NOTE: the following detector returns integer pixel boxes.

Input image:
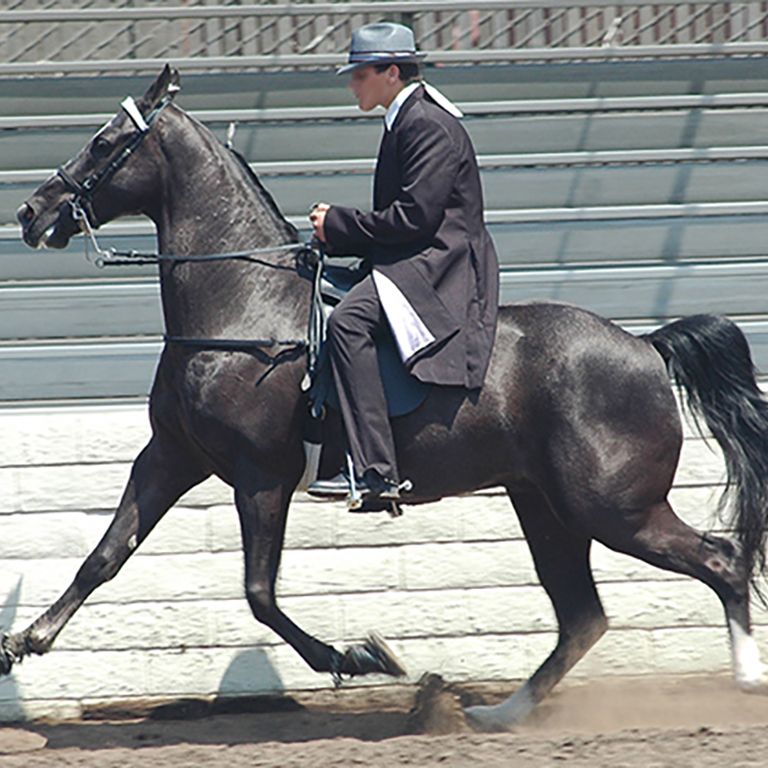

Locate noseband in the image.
[56,95,168,227]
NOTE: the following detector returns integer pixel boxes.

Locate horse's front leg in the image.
[0,434,209,674]
[235,483,405,681]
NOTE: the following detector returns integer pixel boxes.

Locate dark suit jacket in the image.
[324,86,499,388]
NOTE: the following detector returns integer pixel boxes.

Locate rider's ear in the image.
[141,64,182,110]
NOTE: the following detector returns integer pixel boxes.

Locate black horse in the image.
[9,67,768,731]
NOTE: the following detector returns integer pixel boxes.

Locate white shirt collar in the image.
[384,82,421,131]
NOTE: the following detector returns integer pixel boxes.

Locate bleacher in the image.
[2,3,768,401]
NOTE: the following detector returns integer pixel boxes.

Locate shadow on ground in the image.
[33,705,411,751]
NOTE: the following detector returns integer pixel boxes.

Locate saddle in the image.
[309,258,429,419]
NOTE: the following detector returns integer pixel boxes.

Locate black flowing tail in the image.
[647,314,768,588]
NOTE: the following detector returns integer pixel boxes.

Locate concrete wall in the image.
[1,400,766,721]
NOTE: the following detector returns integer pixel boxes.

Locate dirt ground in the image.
[2,674,768,767]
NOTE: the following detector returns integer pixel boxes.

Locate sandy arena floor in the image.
[2,674,768,767]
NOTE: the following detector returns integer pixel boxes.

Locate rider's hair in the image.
[374,61,421,84]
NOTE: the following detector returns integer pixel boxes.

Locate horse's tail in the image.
[646,314,768,587]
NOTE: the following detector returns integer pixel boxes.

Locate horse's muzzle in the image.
[17,198,77,249]
[16,202,34,228]
[16,202,42,247]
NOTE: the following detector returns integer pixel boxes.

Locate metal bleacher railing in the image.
[4,0,768,69]
[1,1,768,401]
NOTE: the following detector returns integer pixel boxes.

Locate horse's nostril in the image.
[16,203,34,226]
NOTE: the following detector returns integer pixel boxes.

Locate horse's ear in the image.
[167,67,182,98]
[141,64,182,109]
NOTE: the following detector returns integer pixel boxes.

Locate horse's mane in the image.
[227,145,299,244]
[175,104,299,244]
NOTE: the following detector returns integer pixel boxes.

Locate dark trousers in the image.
[327,275,399,483]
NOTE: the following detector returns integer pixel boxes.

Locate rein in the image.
[73,203,311,272]
[63,94,326,385]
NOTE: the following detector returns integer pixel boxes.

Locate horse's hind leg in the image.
[0,433,209,674]
[600,498,764,691]
[465,484,608,732]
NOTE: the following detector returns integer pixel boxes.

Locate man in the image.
[308,22,499,502]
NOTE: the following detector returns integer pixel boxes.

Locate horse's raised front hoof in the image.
[339,632,407,678]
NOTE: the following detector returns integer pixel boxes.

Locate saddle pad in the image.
[311,332,429,419]
[315,260,430,418]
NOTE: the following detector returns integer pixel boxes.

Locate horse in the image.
[8,65,768,731]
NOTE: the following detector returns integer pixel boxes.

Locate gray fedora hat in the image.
[337,22,427,76]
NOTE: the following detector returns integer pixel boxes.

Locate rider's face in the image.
[348,65,401,112]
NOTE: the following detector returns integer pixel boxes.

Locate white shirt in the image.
[384,82,463,131]
[384,82,421,131]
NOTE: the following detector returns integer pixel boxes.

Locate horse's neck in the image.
[152,112,307,339]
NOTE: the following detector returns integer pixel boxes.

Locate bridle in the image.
[56,92,313,273]
[54,93,326,385]
[57,95,169,228]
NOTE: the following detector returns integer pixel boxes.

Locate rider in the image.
[307,22,499,502]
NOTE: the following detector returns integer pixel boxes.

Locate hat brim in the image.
[336,52,427,76]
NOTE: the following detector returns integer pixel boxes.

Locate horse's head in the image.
[17,65,181,249]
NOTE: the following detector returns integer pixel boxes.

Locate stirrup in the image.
[344,454,412,514]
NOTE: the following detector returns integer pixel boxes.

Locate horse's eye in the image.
[91,136,112,159]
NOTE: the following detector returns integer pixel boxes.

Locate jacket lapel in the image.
[373,129,396,209]
[374,88,425,209]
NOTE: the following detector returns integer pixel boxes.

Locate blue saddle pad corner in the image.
[310,259,430,419]
[311,333,429,419]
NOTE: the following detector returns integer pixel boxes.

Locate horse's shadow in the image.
[32,647,410,749]
[32,711,409,751]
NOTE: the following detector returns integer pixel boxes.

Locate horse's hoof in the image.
[737,676,768,694]
[339,632,407,678]
[0,634,16,677]
[464,685,535,732]
[464,703,516,732]
[366,632,407,677]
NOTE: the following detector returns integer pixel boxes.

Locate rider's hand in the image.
[309,202,330,243]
